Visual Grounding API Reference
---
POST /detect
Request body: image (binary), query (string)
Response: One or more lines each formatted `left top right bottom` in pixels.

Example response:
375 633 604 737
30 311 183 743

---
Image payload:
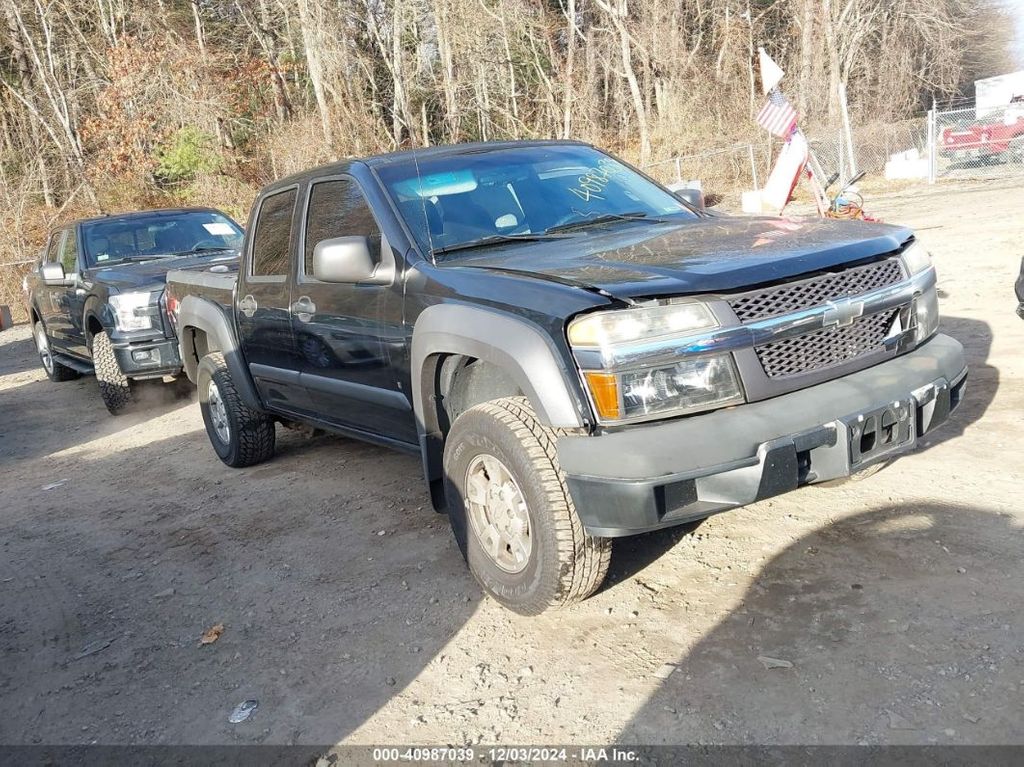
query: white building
975 70 1024 116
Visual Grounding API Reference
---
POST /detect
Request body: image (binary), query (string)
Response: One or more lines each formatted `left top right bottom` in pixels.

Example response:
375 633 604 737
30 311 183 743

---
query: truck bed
166 264 237 310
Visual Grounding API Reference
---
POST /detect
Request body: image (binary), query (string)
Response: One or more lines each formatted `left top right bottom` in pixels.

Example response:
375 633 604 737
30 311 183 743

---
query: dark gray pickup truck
24 208 242 413
167 140 967 614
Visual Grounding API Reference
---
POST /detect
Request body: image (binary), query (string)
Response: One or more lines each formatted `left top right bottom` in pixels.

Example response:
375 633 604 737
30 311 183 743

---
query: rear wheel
443 396 611 615
34 321 79 381
197 352 275 467
93 330 134 414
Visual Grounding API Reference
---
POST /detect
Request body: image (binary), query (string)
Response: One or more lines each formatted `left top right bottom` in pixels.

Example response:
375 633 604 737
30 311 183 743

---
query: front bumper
558 333 967 537
112 336 183 379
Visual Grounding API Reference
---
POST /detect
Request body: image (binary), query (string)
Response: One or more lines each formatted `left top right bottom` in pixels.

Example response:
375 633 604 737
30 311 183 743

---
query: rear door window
251 188 297 277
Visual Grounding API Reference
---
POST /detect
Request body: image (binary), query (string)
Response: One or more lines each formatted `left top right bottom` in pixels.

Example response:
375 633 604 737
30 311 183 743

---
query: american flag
757 89 798 138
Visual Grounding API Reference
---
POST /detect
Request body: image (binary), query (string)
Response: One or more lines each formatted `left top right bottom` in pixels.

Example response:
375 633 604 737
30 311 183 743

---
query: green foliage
154 127 222 184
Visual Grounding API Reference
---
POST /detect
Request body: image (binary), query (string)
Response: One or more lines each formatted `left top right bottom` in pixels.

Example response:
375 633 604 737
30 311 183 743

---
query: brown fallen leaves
200 623 225 646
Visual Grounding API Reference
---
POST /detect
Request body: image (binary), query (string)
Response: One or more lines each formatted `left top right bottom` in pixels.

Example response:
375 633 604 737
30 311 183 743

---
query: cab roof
69 207 227 229
262 139 590 194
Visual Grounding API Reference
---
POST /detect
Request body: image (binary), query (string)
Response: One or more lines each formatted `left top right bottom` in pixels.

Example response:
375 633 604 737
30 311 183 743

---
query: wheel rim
207 378 231 444
35 325 53 375
464 453 532 574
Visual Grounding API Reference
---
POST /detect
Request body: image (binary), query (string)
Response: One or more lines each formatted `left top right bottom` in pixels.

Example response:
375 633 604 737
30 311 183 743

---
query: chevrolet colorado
167 141 967 614
24 208 242 413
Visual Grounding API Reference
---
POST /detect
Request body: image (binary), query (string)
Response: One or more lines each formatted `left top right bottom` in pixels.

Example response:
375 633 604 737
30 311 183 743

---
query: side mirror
673 188 705 210
40 262 69 286
312 236 393 285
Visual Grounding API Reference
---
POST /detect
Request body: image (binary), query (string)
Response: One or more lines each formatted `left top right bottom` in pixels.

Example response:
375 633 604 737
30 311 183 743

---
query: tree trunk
191 0 206 58
598 0 651 163
797 0 815 119
561 0 576 138
297 0 334 147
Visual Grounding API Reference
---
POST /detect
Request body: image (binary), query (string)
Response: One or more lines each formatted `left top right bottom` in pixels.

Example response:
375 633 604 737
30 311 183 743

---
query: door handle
290 296 316 322
238 294 258 317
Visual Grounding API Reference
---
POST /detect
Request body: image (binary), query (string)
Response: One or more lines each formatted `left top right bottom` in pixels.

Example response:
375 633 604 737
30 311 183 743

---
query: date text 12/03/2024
371 746 640 762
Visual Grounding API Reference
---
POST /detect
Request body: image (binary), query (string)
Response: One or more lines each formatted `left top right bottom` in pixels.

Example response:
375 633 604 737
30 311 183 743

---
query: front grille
729 257 905 323
755 309 899 378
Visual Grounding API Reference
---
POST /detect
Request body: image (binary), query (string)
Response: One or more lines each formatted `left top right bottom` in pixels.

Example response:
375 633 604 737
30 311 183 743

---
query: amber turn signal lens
584 372 621 420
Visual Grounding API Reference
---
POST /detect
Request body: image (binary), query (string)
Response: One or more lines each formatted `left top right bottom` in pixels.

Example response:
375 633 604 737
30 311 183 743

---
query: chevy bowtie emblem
823 298 865 327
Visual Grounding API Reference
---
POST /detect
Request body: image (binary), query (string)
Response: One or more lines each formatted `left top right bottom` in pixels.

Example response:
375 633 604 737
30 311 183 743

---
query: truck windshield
81 211 243 267
376 144 698 259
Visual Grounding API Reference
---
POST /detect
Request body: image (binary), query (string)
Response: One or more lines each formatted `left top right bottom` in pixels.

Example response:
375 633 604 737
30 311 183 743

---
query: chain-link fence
807 120 927 181
932 102 1024 180
645 122 930 211
644 143 772 210
644 103 1024 209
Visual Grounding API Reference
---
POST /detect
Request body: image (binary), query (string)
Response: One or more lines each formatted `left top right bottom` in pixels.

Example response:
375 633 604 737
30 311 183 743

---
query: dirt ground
1 178 1023 750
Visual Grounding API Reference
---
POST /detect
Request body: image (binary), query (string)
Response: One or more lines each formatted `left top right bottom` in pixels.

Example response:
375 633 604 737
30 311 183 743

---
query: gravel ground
1 178 1022 748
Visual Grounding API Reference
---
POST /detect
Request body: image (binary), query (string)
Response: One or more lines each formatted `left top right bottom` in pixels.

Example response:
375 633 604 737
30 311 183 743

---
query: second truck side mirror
312 236 394 285
40 263 69 286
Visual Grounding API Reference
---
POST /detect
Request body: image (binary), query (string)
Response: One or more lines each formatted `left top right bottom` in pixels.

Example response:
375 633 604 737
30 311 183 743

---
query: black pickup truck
23 208 242 413
167 140 967 614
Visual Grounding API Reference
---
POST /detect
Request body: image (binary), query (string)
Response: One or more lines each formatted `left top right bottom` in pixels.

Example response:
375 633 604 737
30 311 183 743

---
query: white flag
758 48 785 94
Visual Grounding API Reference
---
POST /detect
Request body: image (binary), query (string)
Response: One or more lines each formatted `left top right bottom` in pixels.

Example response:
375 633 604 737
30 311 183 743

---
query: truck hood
448 216 912 298
84 250 239 292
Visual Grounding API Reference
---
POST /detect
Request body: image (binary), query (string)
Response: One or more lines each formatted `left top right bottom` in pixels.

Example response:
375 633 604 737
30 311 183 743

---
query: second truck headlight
569 301 744 423
109 291 161 332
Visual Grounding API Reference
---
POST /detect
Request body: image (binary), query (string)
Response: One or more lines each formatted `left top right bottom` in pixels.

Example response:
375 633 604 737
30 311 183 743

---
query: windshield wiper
544 211 668 234
174 247 233 256
99 247 230 263
112 255 167 262
432 232 572 257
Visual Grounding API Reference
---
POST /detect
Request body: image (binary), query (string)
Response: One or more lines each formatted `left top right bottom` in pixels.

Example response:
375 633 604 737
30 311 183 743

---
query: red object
757 90 798 139
941 102 1024 159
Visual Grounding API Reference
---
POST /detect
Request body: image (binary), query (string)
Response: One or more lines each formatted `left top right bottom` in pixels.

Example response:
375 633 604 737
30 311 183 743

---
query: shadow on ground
616 501 1024 745
0 418 476 746
923 316 996 448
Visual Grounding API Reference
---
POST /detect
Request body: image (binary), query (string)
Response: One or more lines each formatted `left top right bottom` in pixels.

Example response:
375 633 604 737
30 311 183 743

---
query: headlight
583 354 743 422
913 286 939 342
900 242 939 342
900 241 932 276
568 300 717 347
569 300 744 423
109 291 161 332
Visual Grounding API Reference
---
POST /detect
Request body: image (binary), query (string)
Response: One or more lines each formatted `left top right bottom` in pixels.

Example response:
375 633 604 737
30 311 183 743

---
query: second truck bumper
558 333 967 537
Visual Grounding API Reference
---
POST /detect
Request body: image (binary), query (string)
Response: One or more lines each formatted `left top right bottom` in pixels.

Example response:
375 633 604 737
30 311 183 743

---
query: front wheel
197 352 275 467
443 396 611 615
34 321 79 381
93 330 133 414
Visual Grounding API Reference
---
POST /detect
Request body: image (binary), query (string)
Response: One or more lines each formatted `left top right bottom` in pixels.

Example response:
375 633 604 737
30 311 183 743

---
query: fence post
838 82 857 177
675 157 682 182
927 107 936 184
747 144 759 190
838 128 845 183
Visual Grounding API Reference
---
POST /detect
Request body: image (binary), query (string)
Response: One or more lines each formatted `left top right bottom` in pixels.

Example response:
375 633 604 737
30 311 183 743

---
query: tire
93 330 133 414
197 352 275 468
443 396 611 615
33 321 79 382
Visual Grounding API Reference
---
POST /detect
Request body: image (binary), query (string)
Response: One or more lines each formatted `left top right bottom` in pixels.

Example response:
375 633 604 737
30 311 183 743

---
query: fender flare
178 294 262 410
411 303 589 499
83 296 111 344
